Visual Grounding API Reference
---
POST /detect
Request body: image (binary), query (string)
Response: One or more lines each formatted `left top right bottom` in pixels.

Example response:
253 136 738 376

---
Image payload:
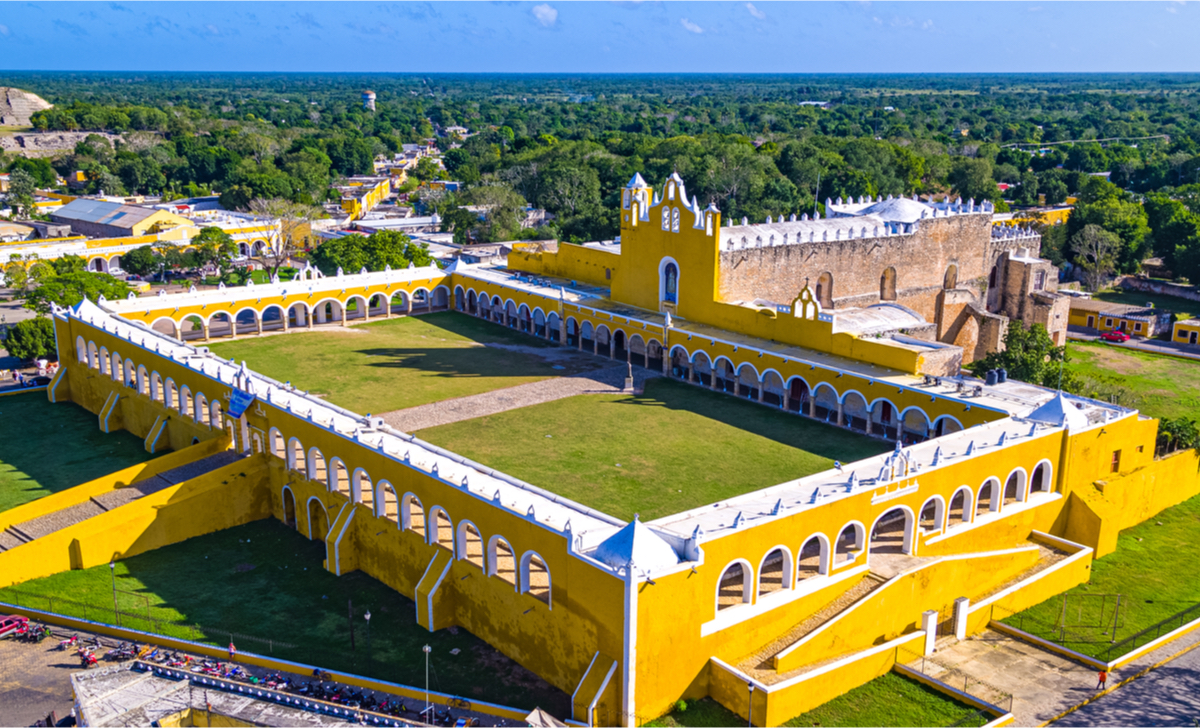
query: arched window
663 263 678 303
1031 462 1053 494
457 522 484 569
402 494 425 537
330 459 350 497
880 267 897 301
949 487 973 526
835 523 863 564
758 548 791 596
308 449 327 483
210 400 224 430
377 481 399 523
287 439 306 474
717 562 752 611
944 264 958 290
489 536 516 584
816 272 834 308
269 429 285 459
798 535 828 579
662 207 670 230
919 497 944 533
429 507 453 551
520 552 551 605
671 208 680 232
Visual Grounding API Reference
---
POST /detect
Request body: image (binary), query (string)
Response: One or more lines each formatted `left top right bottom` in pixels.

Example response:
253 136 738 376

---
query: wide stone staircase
0 451 246 552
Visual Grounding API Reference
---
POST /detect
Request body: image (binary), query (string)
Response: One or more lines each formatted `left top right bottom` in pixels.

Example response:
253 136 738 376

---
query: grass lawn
1066 340 1200 420
416 378 892 522
999 492 1200 659
0 392 154 513
0 519 568 715
781 672 988 727
1094 288 1200 320
208 312 600 415
645 698 743 727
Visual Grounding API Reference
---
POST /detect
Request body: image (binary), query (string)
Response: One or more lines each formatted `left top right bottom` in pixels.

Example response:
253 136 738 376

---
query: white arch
834 521 867 565
455 519 485 568
1005 466 1030 503
949 485 975 526
797 532 831 578
1030 459 1054 495
487 534 517 584
519 550 552 607
351 467 372 504
933 415 965 437
268 428 285 459
919 495 947 534
400 492 424 535
978 476 1002 515
428 505 453 551
375 479 399 522
757 544 794 594
868 506 916 555
658 255 681 304
715 559 753 612
305 496 328 541
163 377 176 409
75 335 87 364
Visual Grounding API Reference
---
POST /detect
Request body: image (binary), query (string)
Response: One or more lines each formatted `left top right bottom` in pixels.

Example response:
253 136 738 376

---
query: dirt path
383 364 661 433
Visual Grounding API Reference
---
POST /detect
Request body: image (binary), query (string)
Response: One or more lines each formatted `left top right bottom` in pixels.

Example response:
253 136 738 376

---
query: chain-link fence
993 593 1127 653
1098 601 1200 662
2 588 296 657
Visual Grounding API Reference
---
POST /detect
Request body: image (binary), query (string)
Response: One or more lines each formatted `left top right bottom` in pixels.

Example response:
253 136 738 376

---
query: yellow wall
0 458 271 588
1173 320 1200 344
0 439 225 534
507 176 938 375
1067 305 1153 336
509 243 619 289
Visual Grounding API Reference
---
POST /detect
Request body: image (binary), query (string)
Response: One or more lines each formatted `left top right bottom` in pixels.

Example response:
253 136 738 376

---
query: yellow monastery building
2 174 1197 727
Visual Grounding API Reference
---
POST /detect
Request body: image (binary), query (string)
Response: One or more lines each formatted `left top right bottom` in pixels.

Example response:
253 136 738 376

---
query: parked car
0 614 29 638
1100 330 1131 343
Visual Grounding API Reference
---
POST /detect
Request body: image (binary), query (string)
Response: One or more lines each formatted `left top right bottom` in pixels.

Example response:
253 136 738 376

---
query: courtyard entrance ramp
0 439 228 552
0 449 245 552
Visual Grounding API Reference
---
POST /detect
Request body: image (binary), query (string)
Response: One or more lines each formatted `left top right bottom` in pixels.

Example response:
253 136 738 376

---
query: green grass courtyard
0 391 154 513
209 312 601 415
416 378 892 522
0 518 569 715
1066 340 1200 420
645 673 986 727
999 491 1200 659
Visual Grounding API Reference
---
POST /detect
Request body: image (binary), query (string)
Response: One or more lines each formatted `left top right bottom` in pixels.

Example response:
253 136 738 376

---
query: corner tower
612 173 721 318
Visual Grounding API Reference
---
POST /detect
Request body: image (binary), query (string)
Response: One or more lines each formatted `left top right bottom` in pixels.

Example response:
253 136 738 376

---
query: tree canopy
309 230 436 276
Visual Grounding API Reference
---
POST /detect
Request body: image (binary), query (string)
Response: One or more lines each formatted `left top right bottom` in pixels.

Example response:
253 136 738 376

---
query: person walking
1096 669 1108 690
228 641 237 661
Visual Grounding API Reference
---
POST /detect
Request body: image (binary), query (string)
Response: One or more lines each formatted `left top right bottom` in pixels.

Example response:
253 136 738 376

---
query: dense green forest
5 73 1200 281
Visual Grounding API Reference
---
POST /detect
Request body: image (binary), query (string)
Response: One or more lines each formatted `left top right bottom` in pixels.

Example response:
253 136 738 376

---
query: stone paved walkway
911 625 1200 726
382 364 662 433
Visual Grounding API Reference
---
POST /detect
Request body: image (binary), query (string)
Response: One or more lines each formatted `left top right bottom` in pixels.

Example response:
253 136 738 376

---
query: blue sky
1 2 1198 73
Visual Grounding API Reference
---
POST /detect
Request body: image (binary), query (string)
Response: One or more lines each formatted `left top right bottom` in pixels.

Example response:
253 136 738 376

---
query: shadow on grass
0 393 154 513
615 378 893 464
17 519 569 715
367 311 555 349
356 346 560 380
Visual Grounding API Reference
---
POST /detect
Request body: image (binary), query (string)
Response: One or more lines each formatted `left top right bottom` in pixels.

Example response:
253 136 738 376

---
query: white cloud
532 4 558 27
0 24 8 36
922 19 934 30
680 17 703 33
746 3 766 20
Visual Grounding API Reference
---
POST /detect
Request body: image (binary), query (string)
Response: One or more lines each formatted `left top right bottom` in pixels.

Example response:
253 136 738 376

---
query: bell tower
620 173 653 239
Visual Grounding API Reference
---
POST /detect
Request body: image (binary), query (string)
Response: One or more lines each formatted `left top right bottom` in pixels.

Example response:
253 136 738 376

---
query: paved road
1054 643 1200 727
1067 326 1200 362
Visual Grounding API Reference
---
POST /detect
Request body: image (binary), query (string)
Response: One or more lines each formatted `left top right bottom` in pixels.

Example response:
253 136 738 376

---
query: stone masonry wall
716 215 1030 317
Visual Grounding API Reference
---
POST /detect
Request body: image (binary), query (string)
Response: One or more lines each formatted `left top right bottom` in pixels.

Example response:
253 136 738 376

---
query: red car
1100 330 1131 343
0 614 29 638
